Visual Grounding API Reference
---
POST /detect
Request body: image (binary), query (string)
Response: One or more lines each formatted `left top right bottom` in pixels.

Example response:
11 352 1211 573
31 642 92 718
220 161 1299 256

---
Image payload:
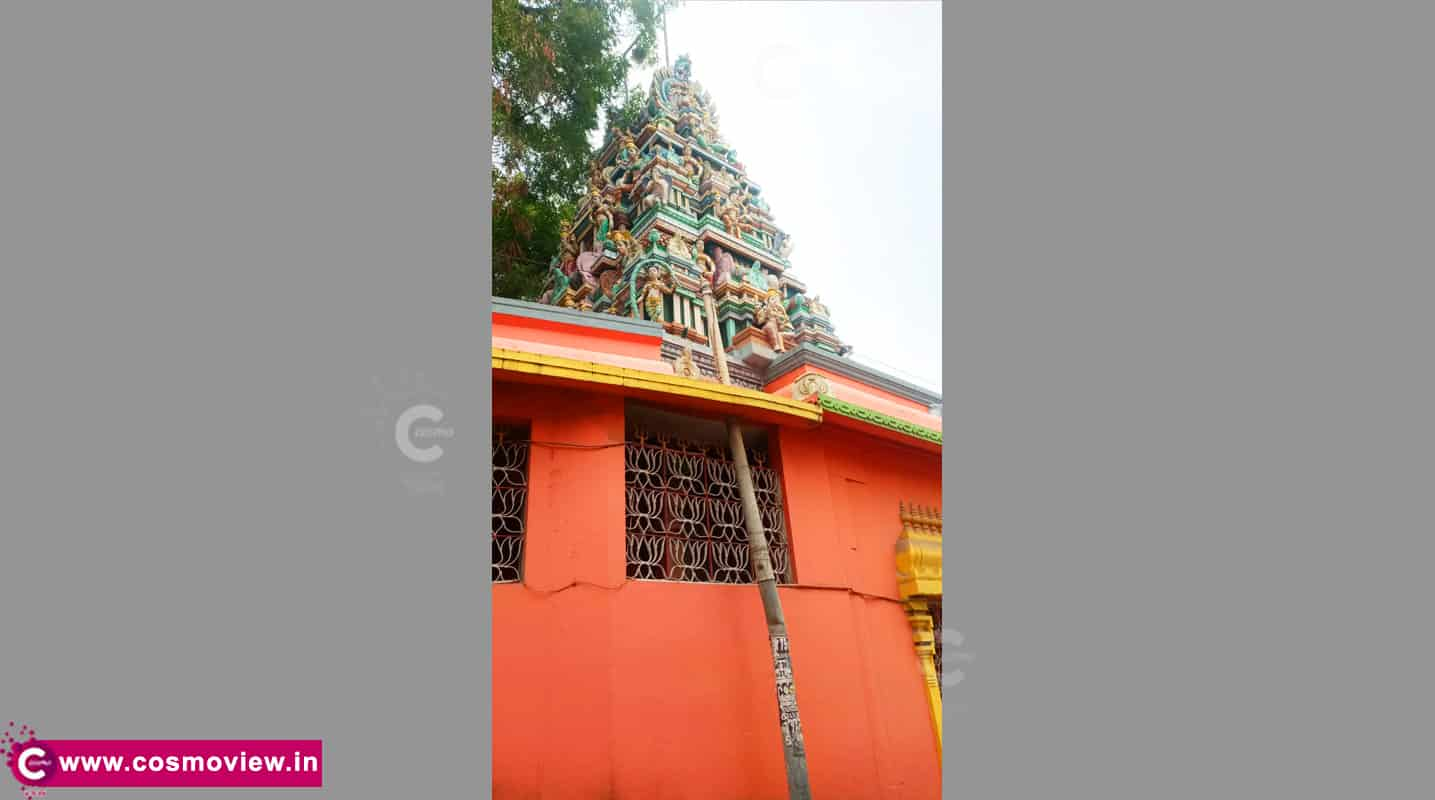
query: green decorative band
630 207 660 231
656 206 700 228
817 394 942 445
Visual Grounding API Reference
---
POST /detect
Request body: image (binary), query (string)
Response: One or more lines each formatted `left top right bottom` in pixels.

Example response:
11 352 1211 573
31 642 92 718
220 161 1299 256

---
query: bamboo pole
702 275 813 799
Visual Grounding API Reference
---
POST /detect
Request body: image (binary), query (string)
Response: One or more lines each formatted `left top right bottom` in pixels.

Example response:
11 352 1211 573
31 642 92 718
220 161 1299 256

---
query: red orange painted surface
494 312 671 375
493 380 942 799
766 365 942 433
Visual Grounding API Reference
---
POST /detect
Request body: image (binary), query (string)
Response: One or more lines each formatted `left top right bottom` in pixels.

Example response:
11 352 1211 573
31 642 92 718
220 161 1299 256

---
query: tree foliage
601 89 650 140
492 0 670 299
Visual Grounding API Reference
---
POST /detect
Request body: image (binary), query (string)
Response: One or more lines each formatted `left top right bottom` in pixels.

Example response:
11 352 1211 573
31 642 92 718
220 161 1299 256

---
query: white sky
604 1 942 393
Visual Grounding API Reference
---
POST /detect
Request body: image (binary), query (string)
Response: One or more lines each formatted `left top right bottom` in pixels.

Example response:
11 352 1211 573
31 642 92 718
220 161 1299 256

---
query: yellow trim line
492 347 823 423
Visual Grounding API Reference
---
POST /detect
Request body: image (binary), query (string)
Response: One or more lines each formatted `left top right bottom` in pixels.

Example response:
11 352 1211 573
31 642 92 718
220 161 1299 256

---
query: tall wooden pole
702 274 813 799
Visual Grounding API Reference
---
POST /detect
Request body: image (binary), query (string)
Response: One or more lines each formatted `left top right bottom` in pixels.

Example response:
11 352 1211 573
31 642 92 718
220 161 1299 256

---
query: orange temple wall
493 380 942 800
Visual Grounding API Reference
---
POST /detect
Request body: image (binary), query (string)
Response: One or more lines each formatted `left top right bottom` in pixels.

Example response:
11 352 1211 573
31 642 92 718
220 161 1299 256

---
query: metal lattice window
491 424 530 583
623 417 793 584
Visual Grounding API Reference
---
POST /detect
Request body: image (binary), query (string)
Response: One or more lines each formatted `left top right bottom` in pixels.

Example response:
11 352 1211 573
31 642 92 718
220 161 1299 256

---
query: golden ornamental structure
896 501 944 754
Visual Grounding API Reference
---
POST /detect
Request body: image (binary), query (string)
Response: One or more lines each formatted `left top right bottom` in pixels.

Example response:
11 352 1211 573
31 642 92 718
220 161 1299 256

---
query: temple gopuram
536 54 847 380
494 56 944 800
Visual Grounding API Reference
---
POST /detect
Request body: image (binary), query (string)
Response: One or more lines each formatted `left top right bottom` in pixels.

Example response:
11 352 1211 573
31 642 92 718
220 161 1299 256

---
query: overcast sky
606 1 942 393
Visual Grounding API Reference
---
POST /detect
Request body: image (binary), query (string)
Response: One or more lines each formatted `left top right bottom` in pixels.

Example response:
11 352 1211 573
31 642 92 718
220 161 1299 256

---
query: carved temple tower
538 55 850 379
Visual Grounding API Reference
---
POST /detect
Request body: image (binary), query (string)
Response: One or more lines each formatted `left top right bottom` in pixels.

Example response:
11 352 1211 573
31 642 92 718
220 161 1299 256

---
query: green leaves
492 0 676 299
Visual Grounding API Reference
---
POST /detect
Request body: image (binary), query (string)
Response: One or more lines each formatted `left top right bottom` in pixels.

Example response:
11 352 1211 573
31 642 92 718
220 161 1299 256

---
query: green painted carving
656 205 700 228
817 394 942 445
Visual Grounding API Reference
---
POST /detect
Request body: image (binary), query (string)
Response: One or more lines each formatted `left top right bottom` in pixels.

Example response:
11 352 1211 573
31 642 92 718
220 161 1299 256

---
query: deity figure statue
717 194 749 238
712 246 737 287
608 229 639 263
692 241 716 281
745 260 767 290
726 188 744 221
695 254 716 284
738 200 760 231
615 129 640 166
680 142 703 183
598 269 619 300
588 189 613 248
666 231 693 261
695 125 719 153
809 295 830 317
672 344 700 379
672 82 693 112
754 289 794 352
774 231 794 260
605 169 636 207
787 292 810 316
588 160 608 195
571 250 600 292
638 266 675 322
679 108 704 141
558 218 580 269
638 164 671 213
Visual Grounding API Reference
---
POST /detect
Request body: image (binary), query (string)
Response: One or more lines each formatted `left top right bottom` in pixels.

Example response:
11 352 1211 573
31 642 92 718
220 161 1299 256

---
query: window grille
624 426 793 584
491 424 530 583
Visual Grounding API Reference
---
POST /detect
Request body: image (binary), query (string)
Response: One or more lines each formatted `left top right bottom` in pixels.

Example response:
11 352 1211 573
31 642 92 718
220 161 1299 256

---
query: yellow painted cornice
492 347 823 424
895 503 943 601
